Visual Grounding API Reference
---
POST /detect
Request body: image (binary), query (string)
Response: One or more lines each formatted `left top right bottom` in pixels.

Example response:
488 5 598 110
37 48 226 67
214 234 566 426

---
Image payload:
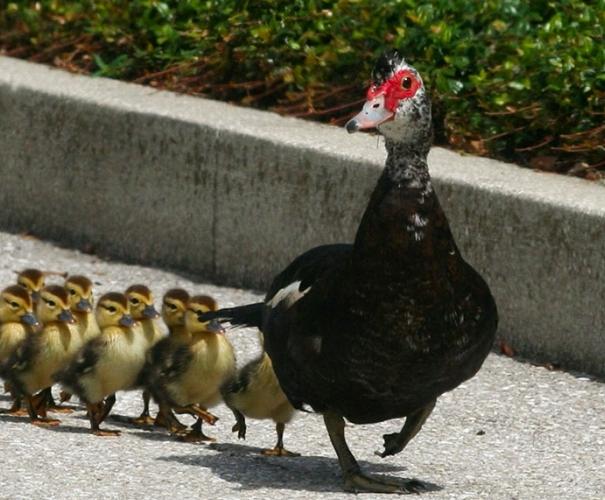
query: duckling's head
37 286 76 325
161 288 190 329
16 268 46 302
125 284 160 321
0 285 39 327
96 292 136 329
65 275 94 313
185 295 224 334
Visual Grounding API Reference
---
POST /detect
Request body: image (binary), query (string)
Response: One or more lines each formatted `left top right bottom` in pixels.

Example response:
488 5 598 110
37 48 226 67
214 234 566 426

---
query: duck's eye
104 305 117 313
69 289 76 295
167 303 178 311
130 298 140 305
45 299 56 308
10 301 19 309
401 77 413 90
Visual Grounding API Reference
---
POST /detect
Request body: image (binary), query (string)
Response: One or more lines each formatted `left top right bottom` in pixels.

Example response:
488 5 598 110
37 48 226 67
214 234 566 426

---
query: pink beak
345 94 394 133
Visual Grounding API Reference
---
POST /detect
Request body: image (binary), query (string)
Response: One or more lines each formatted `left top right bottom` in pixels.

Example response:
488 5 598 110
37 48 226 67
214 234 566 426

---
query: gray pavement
0 231 603 499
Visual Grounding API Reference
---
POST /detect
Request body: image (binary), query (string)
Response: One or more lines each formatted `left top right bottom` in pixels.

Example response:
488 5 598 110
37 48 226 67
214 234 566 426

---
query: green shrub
1 0 603 176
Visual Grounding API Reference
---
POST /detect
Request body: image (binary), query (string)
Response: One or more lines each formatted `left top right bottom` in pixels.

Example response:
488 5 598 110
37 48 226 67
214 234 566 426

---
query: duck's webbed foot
230 408 246 439
324 410 424 494
179 418 215 443
27 394 60 427
131 390 155 426
378 400 436 458
154 403 186 433
260 422 300 457
88 400 120 437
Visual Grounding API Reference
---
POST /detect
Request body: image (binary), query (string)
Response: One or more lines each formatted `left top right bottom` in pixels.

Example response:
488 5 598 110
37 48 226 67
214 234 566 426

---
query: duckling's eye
401 77 412 90
167 303 178 311
69 289 76 295
10 301 19 309
130 298 140 305
45 299 56 308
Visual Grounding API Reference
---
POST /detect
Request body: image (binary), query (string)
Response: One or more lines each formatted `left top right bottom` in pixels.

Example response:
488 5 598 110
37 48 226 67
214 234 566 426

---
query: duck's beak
119 314 136 327
345 94 394 133
59 309 76 324
20 312 40 328
31 291 41 302
142 304 160 319
202 318 225 334
76 298 93 312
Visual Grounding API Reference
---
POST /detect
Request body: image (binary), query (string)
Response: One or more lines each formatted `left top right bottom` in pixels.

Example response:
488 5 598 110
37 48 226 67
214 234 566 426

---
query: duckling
56 292 147 436
1 285 77 426
125 284 163 426
16 268 46 303
0 286 39 413
58 275 100 405
147 295 235 442
144 288 190 431
222 340 299 456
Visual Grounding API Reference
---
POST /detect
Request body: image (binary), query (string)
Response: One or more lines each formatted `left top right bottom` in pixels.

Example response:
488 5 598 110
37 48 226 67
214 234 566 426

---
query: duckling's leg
154 402 186 433
131 390 155 426
100 393 117 422
323 411 425 494
230 408 247 439
173 404 218 425
27 394 60 427
378 400 436 458
5 384 27 416
59 390 73 404
44 387 73 414
261 422 300 457
179 417 215 443
88 401 120 437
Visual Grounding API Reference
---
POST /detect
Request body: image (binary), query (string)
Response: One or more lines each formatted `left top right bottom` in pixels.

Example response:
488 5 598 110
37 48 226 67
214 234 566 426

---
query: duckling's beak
20 312 40 328
119 314 136 327
203 318 225 334
31 291 41 302
59 309 77 324
76 298 93 312
345 94 394 133
142 304 160 319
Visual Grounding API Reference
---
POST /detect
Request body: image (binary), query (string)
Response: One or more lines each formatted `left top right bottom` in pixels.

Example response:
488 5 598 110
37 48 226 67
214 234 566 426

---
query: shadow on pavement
158 442 441 493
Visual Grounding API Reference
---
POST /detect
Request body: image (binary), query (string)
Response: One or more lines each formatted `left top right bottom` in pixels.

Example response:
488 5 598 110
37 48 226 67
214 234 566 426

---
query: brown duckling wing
0 331 41 395
53 336 107 398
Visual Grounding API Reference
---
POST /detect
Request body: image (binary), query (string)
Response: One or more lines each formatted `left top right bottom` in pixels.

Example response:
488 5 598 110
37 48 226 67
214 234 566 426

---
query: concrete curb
1 56 604 376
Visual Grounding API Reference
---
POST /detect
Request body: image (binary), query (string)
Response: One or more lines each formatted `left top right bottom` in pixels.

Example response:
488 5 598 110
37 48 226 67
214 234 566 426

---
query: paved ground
0 231 603 499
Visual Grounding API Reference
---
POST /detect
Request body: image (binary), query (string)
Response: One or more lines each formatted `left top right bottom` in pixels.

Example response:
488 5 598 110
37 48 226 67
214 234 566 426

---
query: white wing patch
267 281 312 309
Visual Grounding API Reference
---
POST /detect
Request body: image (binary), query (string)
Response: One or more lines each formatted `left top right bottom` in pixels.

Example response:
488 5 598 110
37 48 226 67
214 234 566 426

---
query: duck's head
16 268 46 302
96 292 136 329
0 285 39 327
37 286 76 325
346 50 431 146
65 275 94 313
161 288 190 329
185 295 224 334
125 284 160 321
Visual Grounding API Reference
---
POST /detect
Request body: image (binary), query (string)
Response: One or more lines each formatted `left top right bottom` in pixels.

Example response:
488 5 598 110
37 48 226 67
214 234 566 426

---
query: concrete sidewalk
0 231 603 499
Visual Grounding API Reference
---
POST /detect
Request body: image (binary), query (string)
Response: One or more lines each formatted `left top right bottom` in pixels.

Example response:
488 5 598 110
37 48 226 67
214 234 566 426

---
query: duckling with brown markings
1 285 77 426
56 292 146 436
125 284 164 426
147 295 235 442
0 286 39 413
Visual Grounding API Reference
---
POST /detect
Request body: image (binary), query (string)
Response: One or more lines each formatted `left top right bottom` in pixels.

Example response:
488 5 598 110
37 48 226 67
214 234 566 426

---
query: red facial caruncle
366 70 421 112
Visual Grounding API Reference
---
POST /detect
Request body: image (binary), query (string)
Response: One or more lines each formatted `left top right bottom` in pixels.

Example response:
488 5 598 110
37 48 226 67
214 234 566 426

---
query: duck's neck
353 139 459 271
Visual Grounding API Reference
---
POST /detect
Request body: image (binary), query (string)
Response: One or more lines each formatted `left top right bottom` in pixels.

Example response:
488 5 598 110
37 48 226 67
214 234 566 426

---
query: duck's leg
100 393 117 422
179 417 215 443
261 422 300 457
44 387 73 414
323 411 425 494
378 400 436 458
131 390 155 426
173 404 218 425
88 400 120 437
6 384 27 416
154 401 186 433
230 408 247 439
27 394 60 427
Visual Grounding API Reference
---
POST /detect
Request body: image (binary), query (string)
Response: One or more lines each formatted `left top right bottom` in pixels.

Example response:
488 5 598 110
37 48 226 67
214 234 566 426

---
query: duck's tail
198 302 264 330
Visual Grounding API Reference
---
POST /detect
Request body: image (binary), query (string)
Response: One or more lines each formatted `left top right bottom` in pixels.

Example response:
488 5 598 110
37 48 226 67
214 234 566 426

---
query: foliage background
1 0 604 177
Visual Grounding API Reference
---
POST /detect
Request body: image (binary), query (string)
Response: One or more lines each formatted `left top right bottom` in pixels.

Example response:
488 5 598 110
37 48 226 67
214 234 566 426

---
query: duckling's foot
154 411 186 433
179 430 215 443
261 447 300 457
59 391 73 403
31 417 61 427
343 471 426 494
48 405 74 414
190 405 218 425
131 414 156 426
232 421 247 440
8 406 28 417
93 429 121 437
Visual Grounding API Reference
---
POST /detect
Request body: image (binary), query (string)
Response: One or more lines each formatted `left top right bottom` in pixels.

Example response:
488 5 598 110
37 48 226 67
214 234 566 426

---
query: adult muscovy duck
201 50 498 493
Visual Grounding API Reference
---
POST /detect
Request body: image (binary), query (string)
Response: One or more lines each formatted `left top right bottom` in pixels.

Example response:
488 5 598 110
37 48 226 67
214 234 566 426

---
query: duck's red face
346 68 422 133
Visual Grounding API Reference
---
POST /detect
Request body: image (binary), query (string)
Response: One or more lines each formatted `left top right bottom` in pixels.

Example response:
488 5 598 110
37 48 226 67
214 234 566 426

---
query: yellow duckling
1 286 77 426
148 295 235 442
125 284 163 426
222 345 299 456
0 286 39 413
16 268 46 303
56 292 146 436
58 275 100 405
142 288 190 432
